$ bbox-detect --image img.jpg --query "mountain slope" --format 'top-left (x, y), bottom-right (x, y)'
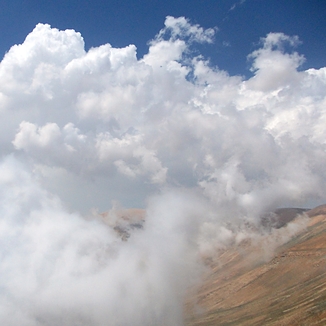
top-left (186, 205), bottom-right (326, 326)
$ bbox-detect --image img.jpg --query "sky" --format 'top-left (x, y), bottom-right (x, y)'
top-left (0, 1), bottom-right (326, 325)
top-left (1, 0), bottom-right (326, 76)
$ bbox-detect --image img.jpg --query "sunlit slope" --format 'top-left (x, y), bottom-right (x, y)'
top-left (187, 205), bottom-right (326, 326)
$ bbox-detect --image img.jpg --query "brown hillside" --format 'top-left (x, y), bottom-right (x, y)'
top-left (186, 206), bottom-right (326, 326)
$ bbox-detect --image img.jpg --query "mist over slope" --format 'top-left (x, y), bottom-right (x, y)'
top-left (186, 206), bottom-right (326, 325)
top-left (0, 17), bottom-right (326, 325)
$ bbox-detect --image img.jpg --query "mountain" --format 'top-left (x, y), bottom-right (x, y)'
top-left (100, 208), bottom-right (145, 241)
top-left (186, 205), bottom-right (326, 326)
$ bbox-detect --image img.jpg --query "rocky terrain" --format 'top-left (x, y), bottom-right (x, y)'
top-left (186, 205), bottom-right (326, 325)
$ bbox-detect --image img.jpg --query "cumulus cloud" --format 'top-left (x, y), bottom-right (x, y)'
top-left (0, 16), bottom-right (326, 324)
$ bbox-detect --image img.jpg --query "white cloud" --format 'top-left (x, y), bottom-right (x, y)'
top-left (229, 0), bottom-right (246, 12)
top-left (160, 16), bottom-right (216, 43)
top-left (14, 121), bottom-right (62, 149)
top-left (246, 33), bottom-right (304, 91)
top-left (0, 16), bottom-right (326, 324)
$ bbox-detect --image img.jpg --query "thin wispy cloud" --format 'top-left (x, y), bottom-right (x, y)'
top-left (229, 0), bottom-right (247, 11)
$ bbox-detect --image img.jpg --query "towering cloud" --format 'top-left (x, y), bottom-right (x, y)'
top-left (0, 17), bottom-right (325, 325)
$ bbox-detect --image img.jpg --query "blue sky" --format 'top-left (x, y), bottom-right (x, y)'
top-left (1, 0), bottom-right (325, 76)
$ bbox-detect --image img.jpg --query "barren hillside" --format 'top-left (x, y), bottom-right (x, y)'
top-left (186, 205), bottom-right (326, 326)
